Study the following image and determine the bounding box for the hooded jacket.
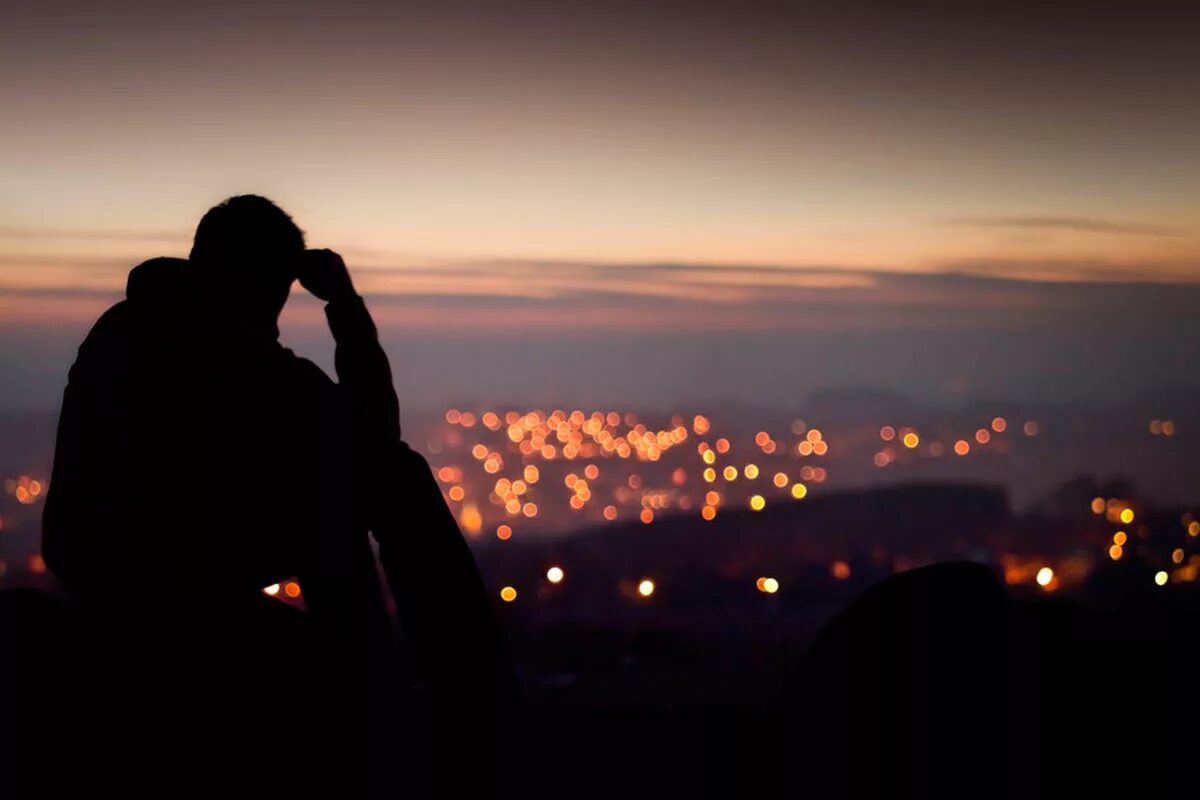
[42,256,512,704]
[42,257,392,621]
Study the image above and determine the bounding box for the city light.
[461,502,482,535]
[1150,419,1177,436]
[500,586,518,602]
[637,579,655,598]
[8,476,43,505]
[756,577,780,594]
[546,566,564,584]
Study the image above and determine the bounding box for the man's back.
[43,257,363,612]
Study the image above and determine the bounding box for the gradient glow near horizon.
[1,2,1199,409]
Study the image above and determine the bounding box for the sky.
[2,1,1198,410]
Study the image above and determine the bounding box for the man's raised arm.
[297,249,516,714]
[297,249,400,442]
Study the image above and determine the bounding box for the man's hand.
[296,249,357,303]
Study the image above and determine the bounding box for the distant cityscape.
[3,398,1197,610]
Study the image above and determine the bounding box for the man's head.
[190,195,306,324]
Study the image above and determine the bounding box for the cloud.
[942,216,1182,237]
[3,249,1199,334]
[935,258,1200,284]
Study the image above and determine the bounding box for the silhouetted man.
[42,197,511,772]
[46,197,388,630]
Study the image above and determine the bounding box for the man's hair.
[189,195,305,267]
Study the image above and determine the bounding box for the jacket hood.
[125,257,196,304]
[123,256,282,341]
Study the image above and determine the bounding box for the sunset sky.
[2,1,1198,409]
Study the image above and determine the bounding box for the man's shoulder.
[268,346,336,392]
[76,300,135,355]
[94,297,134,329]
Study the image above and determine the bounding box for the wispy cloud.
[942,216,1182,237]
[936,257,1200,284]
[3,249,1199,333]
